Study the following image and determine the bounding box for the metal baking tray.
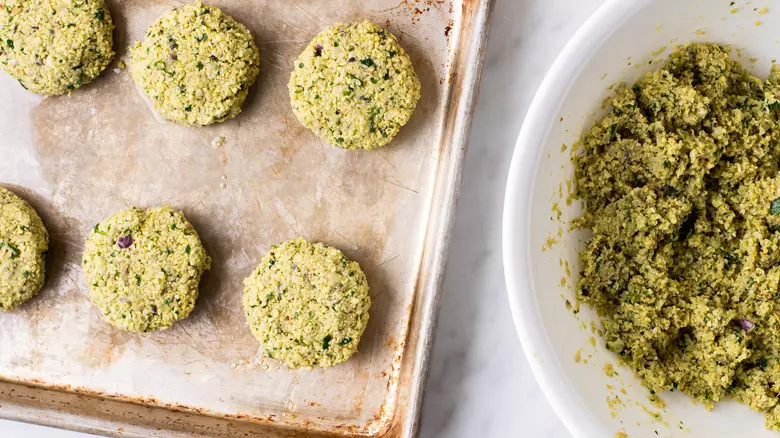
[0,0,493,436]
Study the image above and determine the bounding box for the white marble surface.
[0,0,605,436]
[418,0,603,437]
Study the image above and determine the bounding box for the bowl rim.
[502,0,652,436]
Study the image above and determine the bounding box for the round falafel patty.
[130,1,259,126]
[0,187,49,311]
[242,238,371,369]
[0,0,114,95]
[288,20,421,150]
[82,206,211,332]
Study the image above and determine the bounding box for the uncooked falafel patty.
[242,238,371,369]
[0,187,48,311]
[82,206,211,332]
[289,20,421,150]
[130,1,259,126]
[0,0,114,95]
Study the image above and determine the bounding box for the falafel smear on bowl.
[503,0,780,437]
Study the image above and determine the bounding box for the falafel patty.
[289,20,421,150]
[0,0,114,95]
[130,1,259,126]
[242,238,371,369]
[82,206,211,332]
[0,187,49,311]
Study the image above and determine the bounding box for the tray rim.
[389,0,495,436]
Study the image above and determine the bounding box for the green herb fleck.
[0,242,21,259]
[339,337,352,346]
[678,210,697,241]
[5,39,12,49]
[195,33,207,42]
[322,334,333,350]
[185,245,191,254]
[184,105,192,112]
[369,107,381,133]
[94,9,104,21]
[770,198,780,215]
[22,270,29,278]
[135,274,142,286]
[196,61,204,70]
[299,62,304,68]
[720,247,738,263]
[360,58,374,67]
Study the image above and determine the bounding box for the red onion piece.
[735,319,756,332]
[117,234,133,249]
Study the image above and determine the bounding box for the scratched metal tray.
[0,0,492,436]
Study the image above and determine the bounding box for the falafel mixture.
[576,43,780,429]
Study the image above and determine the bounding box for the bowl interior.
[505,0,780,436]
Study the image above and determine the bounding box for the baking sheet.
[0,0,493,436]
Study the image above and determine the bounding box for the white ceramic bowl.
[503,0,780,437]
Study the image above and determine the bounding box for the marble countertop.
[0,0,605,436]
[418,0,602,436]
